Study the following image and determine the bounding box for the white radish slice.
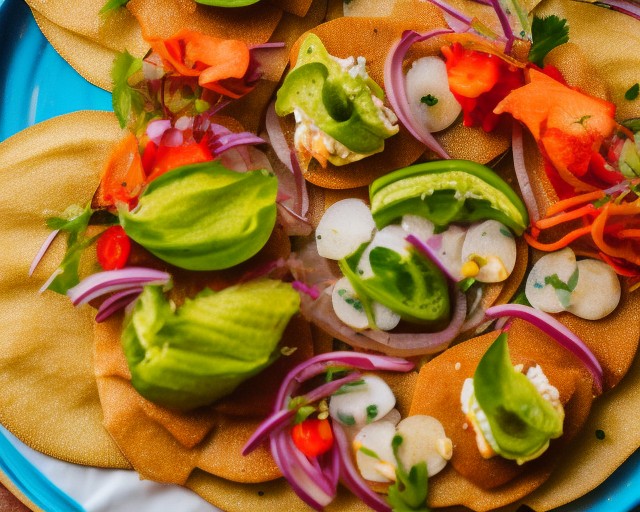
[329,374,396,428]
[461,220,517,283]
[401,214,435,241]
[395,415,452,478]
[332,277,369,330]
[567,259,621,320]
[435,225,467,280]
[354,421,397,483]
[405,57,462,133]
[372,301,401,331]
[526,248,578,313]
[316,198,375,260]
[357,225,410,279]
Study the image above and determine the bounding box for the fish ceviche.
[2,0,640,510]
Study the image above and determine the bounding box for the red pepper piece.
[442,43,524,132]
[291,418,334,458]
[96,226,131,271]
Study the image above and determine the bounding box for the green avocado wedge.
[473,333,564,463]
[119,161,278,271]
[369,160,529,235]
[275,33,398,156]
[122,281,300,410]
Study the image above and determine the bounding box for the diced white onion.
[332,277,370,330]
[461,220,516,283]
[525,248,577,313]
[405,57,462,133]
[329,374,396,428]
[567,259,621,320]
[316,199,376,260]
[354,421,397,483]
[395,415,452,478]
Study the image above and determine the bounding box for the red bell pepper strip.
[291,418,334,458]
[96,226,131,271]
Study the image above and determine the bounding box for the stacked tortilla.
[1,0,640,510]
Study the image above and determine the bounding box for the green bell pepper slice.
[339,243,450,327]
[369,160,529,235]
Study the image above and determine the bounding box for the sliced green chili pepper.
[339,243,450,327]
[369,160,529,235]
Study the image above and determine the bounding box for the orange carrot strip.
[148,29,251,86]
[591,203,640,265]
[94,133,145,208]
[544,190,606,217]
[524,225,593,252]
[534,203,597,230]
[616,229,640,239]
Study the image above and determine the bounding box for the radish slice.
[395,415,452,478]
[435,225,467,279]
[567,259,621,320]
[525,248,578,313]
[332,277,369,330]
[401,215,435,241]
[405,57,462,133]
[354,421,397,483]
[461,220,516,283]
[329,375,396,427]
[372,302,402,331]
[316,199,376,260]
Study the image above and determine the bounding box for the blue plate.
[0,0,639,510]
[0,0,111,142]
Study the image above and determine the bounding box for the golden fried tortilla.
[411,320,594,509]
[280,12,513,189]
[0,111,129,468]
[26,0,148,90]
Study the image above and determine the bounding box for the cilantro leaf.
[111,51,144,128]
[621,118,640,133]
[100,0,129,14]
[529,15,569,67]
[44,204,97,295]
[420,95,438,107]
[625,83,640,101]
[387,434,430,512]
[544,268,579,309]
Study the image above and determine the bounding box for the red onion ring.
[29,229,60,277]
[299,288,467,357]
[511,122,540,224]
[406,234,458,282]
[270,431,335,511]
[243,372,363,455]
[95,287,143,323]
[67,267,171,306]
[383,29,453,159]
[333,423,392,512]
[573,0,640,20]
[484,303,604,394]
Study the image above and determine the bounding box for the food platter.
[1,0,640,510]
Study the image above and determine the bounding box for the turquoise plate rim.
[0,0,638,510]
